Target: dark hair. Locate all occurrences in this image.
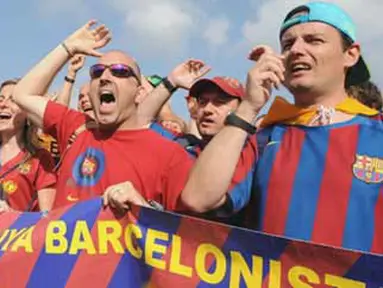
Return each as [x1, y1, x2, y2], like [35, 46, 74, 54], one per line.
[341, 33, 353, 51]
[0, 78, 36, 154]
[0, 78, 20, 91]
[347, 81, 383, 111]
[283, 6, 309, 23]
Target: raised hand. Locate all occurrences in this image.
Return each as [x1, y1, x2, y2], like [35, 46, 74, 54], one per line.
[168, 59, 211, 90]
[64, 20, 111, 57]
[245, 45, 285, 111]
[68, 55, 86, 74]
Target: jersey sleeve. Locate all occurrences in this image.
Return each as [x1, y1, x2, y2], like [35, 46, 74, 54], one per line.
[160, 145, 194, 211]
[43, 101, 87, 151]
[150, 122, 178, 141]
[210, 135, 258, 218]
[34, 149, 57, 191]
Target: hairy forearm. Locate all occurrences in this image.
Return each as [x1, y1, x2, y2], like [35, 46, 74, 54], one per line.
[181, 101, 259, 212]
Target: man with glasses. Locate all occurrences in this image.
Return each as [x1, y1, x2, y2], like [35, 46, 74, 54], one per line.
[13, 21, 221, 214]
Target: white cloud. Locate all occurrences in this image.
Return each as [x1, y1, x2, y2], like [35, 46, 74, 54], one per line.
[242, 0, 383, 87]
[203, 17, 230, 47]
[109, 0, 201, 55]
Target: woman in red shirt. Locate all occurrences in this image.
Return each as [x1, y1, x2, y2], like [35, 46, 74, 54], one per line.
[0, 79, 56, 212]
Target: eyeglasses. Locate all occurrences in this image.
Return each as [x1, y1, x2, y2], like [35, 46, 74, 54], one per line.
[89, 64, 141, 83]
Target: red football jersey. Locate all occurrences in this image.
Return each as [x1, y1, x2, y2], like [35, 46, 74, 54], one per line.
[44, 101, 193, 210]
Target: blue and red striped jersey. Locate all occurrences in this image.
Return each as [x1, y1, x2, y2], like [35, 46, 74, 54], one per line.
[250, 115, 383, 253]
[150, 122, 257, 218]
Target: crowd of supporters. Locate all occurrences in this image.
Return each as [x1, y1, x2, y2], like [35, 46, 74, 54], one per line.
[1, 1, 383, 256]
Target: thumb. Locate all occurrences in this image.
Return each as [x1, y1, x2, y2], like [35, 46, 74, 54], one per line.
[248, 45, 274, 62]
[87, 49, 103, 58]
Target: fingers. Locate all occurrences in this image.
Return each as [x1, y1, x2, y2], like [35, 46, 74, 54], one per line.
[248, 45, 277, 61]
[92, 29, 112, 56]
[199, 65, 212, 77]
[85, 19, 98, 29]
[247, 46, 286, 91]
[103, 186, 129, 210]
[98, 30, 112, 47]
[261, 71, 282, 90]
[70, 54, 85, 66]
[248, 45, 285, 80]
[187, 59, 211, 77]
[102, 191, 109, 207]
[93, 24, 107, 38]
[257, 57, 285, 83]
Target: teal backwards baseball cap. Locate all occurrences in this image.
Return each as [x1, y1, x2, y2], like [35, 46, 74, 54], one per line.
[280, 1, 370, 87]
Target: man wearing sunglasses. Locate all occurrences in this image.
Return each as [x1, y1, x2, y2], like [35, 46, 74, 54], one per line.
[13, 21, 224, 214]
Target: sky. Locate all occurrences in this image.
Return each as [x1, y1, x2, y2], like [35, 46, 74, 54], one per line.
[1, 0, 382, 119]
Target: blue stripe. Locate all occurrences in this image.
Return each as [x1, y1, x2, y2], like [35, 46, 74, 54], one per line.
[343, 119, 383, 251]
[108, 208, 182, 288]
[150, 122, 177, 141]
[284, 127, 329, 240]
[197, 226, 290, 287]
[0, 213, 42, 259]
[228, 169, 255, 213]
[26, 198, 102, 288]
[255, 126, 287, 231]
[344, 254, 383, 287]
[185, 145, 199, 158]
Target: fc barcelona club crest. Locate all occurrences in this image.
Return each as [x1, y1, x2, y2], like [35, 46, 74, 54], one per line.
[72, 147, 105, 187]
[18, 161, 32, 174]
[2, 180, 18, 194]
[353, 154, 383, 183]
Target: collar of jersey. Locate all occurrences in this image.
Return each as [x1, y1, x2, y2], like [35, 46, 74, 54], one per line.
[260, 96, 379, 128]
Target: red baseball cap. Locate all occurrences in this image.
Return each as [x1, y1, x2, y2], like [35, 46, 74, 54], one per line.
[189, 76, 245, 99]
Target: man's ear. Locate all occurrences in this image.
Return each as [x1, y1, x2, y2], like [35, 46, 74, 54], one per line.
[134, 86, 148, 105]
[344, 43, 361, 69]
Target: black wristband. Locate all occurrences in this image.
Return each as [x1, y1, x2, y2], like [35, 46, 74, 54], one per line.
[224, 113, 257, 134]
[161, 77, 177, 93]
[64, 76, 75, 84]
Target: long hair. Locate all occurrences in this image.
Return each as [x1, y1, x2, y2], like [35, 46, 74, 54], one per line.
[0, 78, 36, 154]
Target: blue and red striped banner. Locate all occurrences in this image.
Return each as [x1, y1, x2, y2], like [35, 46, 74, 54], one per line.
[0, 198, 382, 287]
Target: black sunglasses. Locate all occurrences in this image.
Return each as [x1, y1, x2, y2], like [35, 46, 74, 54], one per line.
[89, 64, 141, 84]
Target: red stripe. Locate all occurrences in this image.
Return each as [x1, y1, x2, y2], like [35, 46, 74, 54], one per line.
[0, 212, 20, 231]
[262, 241, 360, 287]
[0, 205, 73, 287]
[66, 206, 141, 287]
[263, 127, 306, 235]
[228, 136, 257, 190]
[147, 216, 231, 287]
[311, 126, 359, 246]
[371, 187, 383, 253]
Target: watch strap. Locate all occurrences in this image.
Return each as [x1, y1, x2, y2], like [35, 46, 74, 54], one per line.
[161, 77, 177, 93]
[224, 113, 257, 134]
[64, 76, 75, 84]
